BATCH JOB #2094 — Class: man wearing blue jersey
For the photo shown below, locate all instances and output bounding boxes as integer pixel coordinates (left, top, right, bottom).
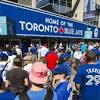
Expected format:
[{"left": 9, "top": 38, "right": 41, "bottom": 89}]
[{"left": 74, "top": 51, "right": 100, "bottom": 100}]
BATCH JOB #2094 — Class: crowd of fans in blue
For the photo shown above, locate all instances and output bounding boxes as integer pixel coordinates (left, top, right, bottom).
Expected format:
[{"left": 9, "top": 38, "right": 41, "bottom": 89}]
[{"left": 0, "top": 41, "right": 100, "bottom": 100}]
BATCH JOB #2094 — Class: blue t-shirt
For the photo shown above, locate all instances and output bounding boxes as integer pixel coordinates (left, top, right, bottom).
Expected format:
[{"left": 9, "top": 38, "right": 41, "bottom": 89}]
[
  {"left": 74, "top": 64, "right": 100, "bottom": 100},
  {"left": 54, "top": 81, "right": 72, "bottom": 100},
  {"left": 30, "top": 47, "right": 37, "bottom": 54},
  {"left": 0, "top": 91, "right": 16, "bottom": 100},
  {"left": 15, "top": 89, "right": 57, "bottom": 100}
]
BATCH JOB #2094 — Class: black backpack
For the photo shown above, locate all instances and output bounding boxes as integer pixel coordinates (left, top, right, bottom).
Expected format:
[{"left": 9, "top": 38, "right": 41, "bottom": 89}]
[
  {"left": 19, "top": 88, "right": 53, "bottom": 100},
  {"left": 45, "top": 88, "right": 53, "bottom": 100}
]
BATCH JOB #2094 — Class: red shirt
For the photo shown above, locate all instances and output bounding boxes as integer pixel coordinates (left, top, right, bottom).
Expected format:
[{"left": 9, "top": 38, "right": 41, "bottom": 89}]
[{"left": 46, "top": 51, "right": 58, "bottom": 70}]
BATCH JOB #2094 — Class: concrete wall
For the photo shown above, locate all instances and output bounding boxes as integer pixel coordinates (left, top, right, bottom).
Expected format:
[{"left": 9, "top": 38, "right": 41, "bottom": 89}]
[
  {"left": 18, "top": 0, "right": 32, "bottom": 6},
  {"left": 97, "top": 0, "right": 100, "bottom": 5},
  {"left": 18, "top": 0, "right": 36, "bottom": 8},
  {"left": 97, "top": 0, "right": 100, "bottom": 27},
  {"left": 72, "top": 0, "right": 84, "bottom": 22},
  {"left": 32, "top": 0, "right": 36, "bottom": 8}
]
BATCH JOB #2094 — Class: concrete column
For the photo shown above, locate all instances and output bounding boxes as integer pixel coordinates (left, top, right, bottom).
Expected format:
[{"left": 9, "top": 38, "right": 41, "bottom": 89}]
[
  {"left": 32, "top": 0, "right": 36, "bottom": 8},
  {"left": 72, "top": 0, "right": 84, "bottom": 22}
]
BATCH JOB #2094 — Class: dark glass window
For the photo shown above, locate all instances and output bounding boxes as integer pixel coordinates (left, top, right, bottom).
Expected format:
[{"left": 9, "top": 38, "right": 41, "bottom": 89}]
[
  {"left": 67, "top": 0, "right": 72, "bottom": 7},
  {"left": 60, "top": 0, "right": 66, "bottom": 6},
  {"left": 7, "top": 0, "right": 18, "bottom": 3}
]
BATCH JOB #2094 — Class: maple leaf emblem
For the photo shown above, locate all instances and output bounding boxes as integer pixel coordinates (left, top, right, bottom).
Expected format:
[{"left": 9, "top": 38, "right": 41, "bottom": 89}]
[{"left": 59, "top": 27, "right": 65, "bottom": 33}]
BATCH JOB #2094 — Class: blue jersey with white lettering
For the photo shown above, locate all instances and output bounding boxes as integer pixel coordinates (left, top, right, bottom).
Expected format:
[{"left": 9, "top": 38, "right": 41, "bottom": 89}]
[
  {"left": 74, "top": 64, "right": 100, "bottom": 100},
  {"left": 54, "top": 80, "right": 72, "bottom": 100}
]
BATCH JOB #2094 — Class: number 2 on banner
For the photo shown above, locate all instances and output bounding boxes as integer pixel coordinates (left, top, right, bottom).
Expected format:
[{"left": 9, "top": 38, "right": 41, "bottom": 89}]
[{"left": 85, "top": 75, "right": 100, "bottom": 86}]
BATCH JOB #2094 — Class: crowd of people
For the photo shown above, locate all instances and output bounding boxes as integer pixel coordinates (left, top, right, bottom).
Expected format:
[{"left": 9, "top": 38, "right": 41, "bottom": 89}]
[{"left": 0, "top": 41, "right": 100, "bottom": 100}]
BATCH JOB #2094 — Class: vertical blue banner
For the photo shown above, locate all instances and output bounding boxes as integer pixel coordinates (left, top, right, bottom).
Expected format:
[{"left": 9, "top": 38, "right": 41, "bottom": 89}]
[{"left": 83, "top": 0, "right": 96, "bottom": 21}]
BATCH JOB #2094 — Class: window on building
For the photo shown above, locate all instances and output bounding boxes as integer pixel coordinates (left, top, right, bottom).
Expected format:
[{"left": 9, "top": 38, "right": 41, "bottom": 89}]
[
  {"left": 51, "top": 0, "right": 72, "bottom": 14},
  {"left": 67, "top": 0, "right": 72, "bottom": 7},
  {"left": 36, "top": 0, "right": 72, "bottom": 17},
  {"left": 60, "top": 0, "right": 66, "bottom": 6},
  {"left": 54, "top": 0, "right": 72, "bottom": 7},
  {"left": 7, "top": 0, "right": 18, "bottom": 3},
  {"left": 36, "top": 0, "right": 50, "bottom": 8}
]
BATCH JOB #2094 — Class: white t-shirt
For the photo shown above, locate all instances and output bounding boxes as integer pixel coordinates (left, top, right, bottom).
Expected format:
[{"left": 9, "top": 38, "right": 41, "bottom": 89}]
[
  {"left": 88, "top": 45, "right": 94, "bottom": 51},
  {"left": 37, "top": 46, "right": 49, "bottom": 60},
  {"left": 0, "top": 61, "right": 12, "bottom": 81},
  {"left": 73, "top": 51, "right": 83, "bottom": 60},
  {"left": 16, "top": 48, "right": 22, "bottom": 55}
]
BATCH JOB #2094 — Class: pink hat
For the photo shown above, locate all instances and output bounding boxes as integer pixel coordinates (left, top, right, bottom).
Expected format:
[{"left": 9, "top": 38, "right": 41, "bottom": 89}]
[{"left": 29, "top": 62, "right": 49, "bottom": 84}]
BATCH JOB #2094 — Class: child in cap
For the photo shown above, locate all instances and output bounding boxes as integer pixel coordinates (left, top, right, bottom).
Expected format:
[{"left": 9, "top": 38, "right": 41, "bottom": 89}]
[
  {"left": 53, "top": 64, "right": 72, "bottom": 100},
  {"left": 15, "top": 62, "right": 57, "bottom": 100}
]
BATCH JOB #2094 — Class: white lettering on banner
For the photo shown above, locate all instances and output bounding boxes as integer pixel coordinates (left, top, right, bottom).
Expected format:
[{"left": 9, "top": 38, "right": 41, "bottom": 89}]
[
  {"left": 60, "top": 21, "right": 66, "bottom": 26},
  {"left": 64, "top": 28, "right": 74, "bottom": 35},
  {"left": 19, "top": 20, "right": 83, "bottom": 36},
  {"left": 53, "top": 26, "right": 58, "bottom": 33},
  {"left": 19, "top": 21, "right": 25, "bottom": 30},
  {"left": 67, "top": 22, "right": 73, "bottom": 28},
  {"left": 33, "top": 23, "right": 38, "bottom": 31},
  {"left": 26, "top": 22, "right": 33, "bottom": 31},
  {"left": 85, "top": 75, "right": 100, "bottom": 86},
  {"left": 45, "top": 18, "right": 59, "bottom": 25},
  {"left": 75, "top": 30, "right": 83, "bottom": 35},
  {"left": 19, "top": 21, "right": 58, "bottom": 33},
  {"left": 85, "top": 14, "right": 95, "bottom": 18},
  {"left": 38, "top": 24, "right": 44, "bottom": 32}
]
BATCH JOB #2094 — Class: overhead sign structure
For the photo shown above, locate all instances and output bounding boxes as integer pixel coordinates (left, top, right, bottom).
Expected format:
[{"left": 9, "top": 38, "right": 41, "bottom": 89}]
[{"left": 0, "top": 1, "right": 100, "bottom": 39}]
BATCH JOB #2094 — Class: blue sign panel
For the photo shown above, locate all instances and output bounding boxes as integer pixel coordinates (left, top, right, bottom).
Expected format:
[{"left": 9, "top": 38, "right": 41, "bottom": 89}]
[
  {"left": 0, "top": 1, "right": 99, "bottom": 39},
  {"left": 83, "top": 0, "right": 96, "bottom": 21}
]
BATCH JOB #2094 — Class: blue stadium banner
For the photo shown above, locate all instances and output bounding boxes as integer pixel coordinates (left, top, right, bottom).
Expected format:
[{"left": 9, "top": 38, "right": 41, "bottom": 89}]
[
  {"left": 83, "top": 0, "right": 96, "bottom": 21},
  {"left": 0, "top": 1, "right": 100, "bottom": 39}
]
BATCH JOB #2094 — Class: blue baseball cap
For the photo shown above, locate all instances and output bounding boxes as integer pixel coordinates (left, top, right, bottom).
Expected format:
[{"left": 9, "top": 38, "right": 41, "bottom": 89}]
[
  {"left": 0, "top": 52, "right": 8, "bottom": 61},
  {"left": 63, "top": 62, "right": 72, "bottom": 76},
  {"left": 96, "top": 51, "right": 100, "bottom": 56},
  {"left": 91, "top": 49, "right": 100, "bottom": 56},
  {"left": 60, "top": 53, "right": 71, "bottom": 60},
  {"left": 53, "top": 64, "right": 70, "bottom": 76}
]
